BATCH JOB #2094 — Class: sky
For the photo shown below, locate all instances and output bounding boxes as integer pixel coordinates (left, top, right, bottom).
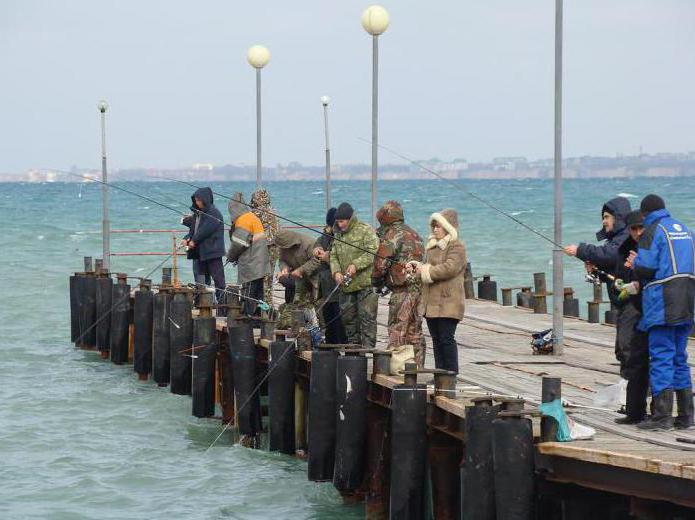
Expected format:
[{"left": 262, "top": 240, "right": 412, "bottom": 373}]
[{"left": 1, "top": 0, "right": 694, "bottom": 174}]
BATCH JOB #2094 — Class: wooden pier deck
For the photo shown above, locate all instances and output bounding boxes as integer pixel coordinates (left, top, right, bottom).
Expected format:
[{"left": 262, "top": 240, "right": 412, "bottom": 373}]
[{"left": 217, "top": 289, "right": 695, "bottom": 509}]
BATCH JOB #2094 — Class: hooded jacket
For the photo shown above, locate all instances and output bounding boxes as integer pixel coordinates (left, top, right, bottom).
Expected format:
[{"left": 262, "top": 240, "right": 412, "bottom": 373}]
[
  {"left": 188, "top": 187, "right": 225, "bottom": 262},
  {"left": 275, "top": 229, "right": 320, "bottom": 298},
  {"left": 227, "top": 192, "right": 269, "bottom": 284},
  {"left": 419, "top": 209, "right": 467, "bottom": 321},
  {"left": 329, "top": 214, "right": 379, "bottom": 293},
  {"left": 576, "top": 197, "right": 631, "bottom": 272},
  {"left": 634, "top": 208, "right": 695, "bottom": 331},
  {"left": 372, "top": 201, "right": 424, "bottom": 291}
]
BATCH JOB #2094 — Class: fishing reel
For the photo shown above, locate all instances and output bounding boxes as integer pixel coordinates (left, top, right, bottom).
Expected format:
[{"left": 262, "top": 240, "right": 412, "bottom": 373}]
[
  {"left": 531, "top": 328, "right": 554, "bottom": 355},
  {"left": 342, "top": 273, "right": 353, "bottom": 287},
  {"left": 585, "top": 271, "right": 601, "bottom": 286}
]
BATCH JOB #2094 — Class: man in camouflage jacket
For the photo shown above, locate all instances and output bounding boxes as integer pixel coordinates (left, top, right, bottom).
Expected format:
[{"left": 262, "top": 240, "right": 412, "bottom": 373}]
[
  {"left": 330, "top": 202, "right": 380, "bottom": 349},
  {"left": 373, "top": 201, "right": 426, "bottom": 366}
]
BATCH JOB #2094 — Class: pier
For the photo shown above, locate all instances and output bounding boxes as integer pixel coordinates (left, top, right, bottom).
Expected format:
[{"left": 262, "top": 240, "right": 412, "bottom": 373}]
[{"left": 69, "top": 258, "right": 695, "bottom": 519}]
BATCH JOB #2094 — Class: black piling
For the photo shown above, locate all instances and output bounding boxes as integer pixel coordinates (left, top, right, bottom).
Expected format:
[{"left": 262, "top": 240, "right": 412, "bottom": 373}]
[
  {"left": 563, "top": 288, "right": 580, "bottom": 318},
  {"left": 462, "top": 397, "right": 498, "bottom": 520},
  {"left": 541, "top": 377, "right": 562, "bottom": 442},
  {"left": 78, "top": 256, "right": 97, "bottom": 349},
  {"left": 169, "top": 290, "right": 193, "bottom": 395},
  {"left": 95, "top": 268, "right": 113, "bottom": 357},
  {"left": 152, "top": 273, "right": 173, "bottom": 386},
  {"left": 229, "top": 320, "right": 262, "bottom": 437},
  {"left": 389, "top": 383, "right": 428, "bottom": 519},
  {"left": 333, "top": 354, "right": 368, "bottom": 491},
  {"left": 133, "top": 279, "right": 154, "bottom": 380},
  {"left": 192, "top": 292, "right": 218, "bottom": 418},
  {"left": 477, "top": 274, "right": 498, "bottom": 302},
  {"left": 109, "top": 273, "right": 130, "bottom": 365},
  {"left": 492, "top": 411, "right": 535, "bottom": 520},
  {"left": 308, "top": 349, "right": 338, "bottom": 481},
  {"left": 268, "top": 340, "right": 296, "bottom": 454},
  {"left": 69, "top": 274, "right": 80, "bottom": 343}
]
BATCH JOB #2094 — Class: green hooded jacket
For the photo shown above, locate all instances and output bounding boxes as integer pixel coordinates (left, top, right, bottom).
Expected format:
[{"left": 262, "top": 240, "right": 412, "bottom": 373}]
[{"left": 329, "top": 215, "right": 379, "bottom": 293}]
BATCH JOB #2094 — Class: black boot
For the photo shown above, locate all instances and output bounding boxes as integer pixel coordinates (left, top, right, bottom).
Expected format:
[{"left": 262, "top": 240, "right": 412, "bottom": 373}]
[
  {"left": 615, "top": 378, "right": 648, "bottom": 424},
  {"left": 637, "top": 389, "right": 674, "bottom": 431},
  {"left": 675, "top": 388, "right": 694, "bottom": 430}
]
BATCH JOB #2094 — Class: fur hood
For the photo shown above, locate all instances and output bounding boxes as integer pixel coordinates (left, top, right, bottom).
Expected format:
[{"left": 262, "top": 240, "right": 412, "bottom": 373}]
[{"left": 427, "top": 208, "right": 459, "bottom": 249}]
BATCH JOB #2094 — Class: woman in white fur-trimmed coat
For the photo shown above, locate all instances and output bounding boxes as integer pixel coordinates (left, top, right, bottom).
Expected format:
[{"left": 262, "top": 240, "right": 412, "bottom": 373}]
[{"left": 407, "top": 209, "right": 466, "bottom": 373}]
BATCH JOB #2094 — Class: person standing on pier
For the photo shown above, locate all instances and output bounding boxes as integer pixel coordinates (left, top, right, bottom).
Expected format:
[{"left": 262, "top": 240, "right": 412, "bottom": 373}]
[
  {"left": 274, "top": 229, "right": 319, "bottom": 309},
  {"left": 227, "top": 192, "right": 269, "bottom": 316},
  {"left": 632, "top": 195, "right": 695, "bottom": 431},
  {"left": 564, "top": 197, "right": 631, "bottom": 287},
  {"left": 612, "top": 210, "right": 649, "bottom": 425},
  {"left": 181, "top": 187, "right": 226, "bottom": 311},
  {"left": 250, "top": 188, "right": 279, "bottom": 307},
  {"left": 330, "top": 202, "right": 380, "bottom": 349},
  {"left": 406, "top": 209, "right": 467, "bottom": 374},
  {"left": 372, "top": 200, "right": 425, "bottom": 366},
  {"left": 303, "top": 208, "right": 346, "bottom": 344},
  {"left": 181, "top": 212, "right": 210, "bottom": 289}
]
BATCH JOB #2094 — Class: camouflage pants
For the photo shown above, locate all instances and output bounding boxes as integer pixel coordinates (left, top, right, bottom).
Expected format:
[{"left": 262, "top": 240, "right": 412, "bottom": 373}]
[
  {"left": 388, "top": 290, "right": 424, "bottom": 367},
  {"left": 263, "top": 246, "right": 278, "bottom": 307},
  {"left": 339, "top": 288, "right": 378, "bottom": 349}
]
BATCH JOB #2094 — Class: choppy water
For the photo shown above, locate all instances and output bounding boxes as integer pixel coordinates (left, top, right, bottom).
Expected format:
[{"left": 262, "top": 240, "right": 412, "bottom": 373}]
[{"left": 1, "top": 178, "right": 693, "bottom": 518}]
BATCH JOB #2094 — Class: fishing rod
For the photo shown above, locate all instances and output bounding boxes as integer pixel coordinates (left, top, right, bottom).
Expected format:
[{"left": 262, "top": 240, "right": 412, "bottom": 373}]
[
  {"left": 51, "top": 169, "right": 233, "bottom": 230},
  {"left": 152, "top": 175, "right": 402, "bottom": 267},
  {"left": 358, "top": 138, "right": 566, "bottom": 251}
]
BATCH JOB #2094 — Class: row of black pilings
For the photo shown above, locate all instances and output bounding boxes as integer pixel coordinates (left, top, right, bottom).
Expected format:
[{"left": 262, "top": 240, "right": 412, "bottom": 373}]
[{"left": 69, "top": 257, "right": 225, "bottom": 417}]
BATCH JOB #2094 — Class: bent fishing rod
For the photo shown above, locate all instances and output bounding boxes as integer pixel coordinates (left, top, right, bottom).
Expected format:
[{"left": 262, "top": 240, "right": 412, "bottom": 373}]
[
  {"left": 52, "top": 169, "right": 233, "bottom": 230},
  {"left": 358, "top": 138, "right": 567, "bottom": 251}
]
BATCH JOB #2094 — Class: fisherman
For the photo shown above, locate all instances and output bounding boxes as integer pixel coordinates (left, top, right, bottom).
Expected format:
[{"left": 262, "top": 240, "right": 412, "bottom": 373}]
[
  {"left": 275, "top": 228, "right": 319, "bottom": 308},
  {"left": 632, "top": 195, "right": 695, "bottom": 430},
  {"left": 227, "top": 192, "right": 269, "bottom": 316},
  {"left": 250, "top": 188, "right": 280, "bottom": 306},
  {"left": 181, "top": 187, "right": 226, "bottom": 311},
  {"left": 303, "top": 208, "right": 346, "bottom": 344},
  {"left": 564, "top": 197, "right": 631, "bottom": 287},
  {"left": 372, "top": 200, "right": 425, "bottom": 366},
  {"left": 612, "top": 210, "right": 649, "bottom": 424},
  {"left": 329, "top": 202, "right": 380, "bottom": 349},
  {"left": 406, "top": 209, "right": 467, "bottom": 374}
]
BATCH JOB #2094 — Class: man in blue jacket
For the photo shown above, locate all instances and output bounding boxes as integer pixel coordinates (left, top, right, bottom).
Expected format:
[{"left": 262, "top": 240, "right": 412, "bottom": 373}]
[
  {"left": 632, "top": 194, "right": 695, "bottom": 430},
  {"left": 182, "top": 187, "right": 226, "bottom": 311}
]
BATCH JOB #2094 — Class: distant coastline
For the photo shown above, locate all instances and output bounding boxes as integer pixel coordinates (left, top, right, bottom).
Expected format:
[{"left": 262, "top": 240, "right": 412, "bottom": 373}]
[{"left": 4, "top": 151, "right": 695, "bottom": 182}]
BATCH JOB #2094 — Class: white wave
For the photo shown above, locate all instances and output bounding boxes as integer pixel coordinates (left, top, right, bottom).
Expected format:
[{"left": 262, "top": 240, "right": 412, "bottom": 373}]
[
  {"left": 312, "top": 190, "right": 323, "bottom": 195},
  {"left": 510, "top": 210, "right": 535, "bottom": 216},
  {"left": 617, "top": 192, "right": 638, "bottom": 199},
  {"left": 135, "top": 268, "right": 144, "bottom": 272},
  {"left": 37, "top": 235, "right": 44, "bottom": 240}
]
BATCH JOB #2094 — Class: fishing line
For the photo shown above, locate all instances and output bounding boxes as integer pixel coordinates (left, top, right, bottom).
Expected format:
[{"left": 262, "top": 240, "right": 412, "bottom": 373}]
[
  {"left": 152, "top": 175, "right": 399, "bottom": 266},
  {"left": 357, "top": 138, "right": 566, "bottom": 250}
]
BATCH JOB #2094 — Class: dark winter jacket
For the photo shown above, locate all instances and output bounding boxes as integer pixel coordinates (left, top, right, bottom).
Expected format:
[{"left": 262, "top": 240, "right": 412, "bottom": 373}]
[
  {"left": 613, "top": 236, "right": 642, "bottom": 311},
  {"left": 576, "top": 197, "right": 631, "bottom": 272},
  {"left": 189, "top": 188, "right": 225, "bottom": 262},
  {"left": 634, "top": 208, "right": 695, "bottom": 331}
]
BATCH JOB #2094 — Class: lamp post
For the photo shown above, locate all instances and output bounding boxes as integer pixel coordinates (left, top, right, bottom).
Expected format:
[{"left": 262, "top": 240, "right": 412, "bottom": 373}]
[
  {"left": 361, "top": 5, "right": 389, "bottom": 227},
  {"left": 247, "top": 45, "right": 271, "bottom": 188},
  {"left": 552, "top": 0, "right": 564, "bottom": 355},
  {"left": 98, "top": 99, "right": 110, "bottom": 271},
  {"left": 321, "top": 96, "right": 331, "bottom": 211}
]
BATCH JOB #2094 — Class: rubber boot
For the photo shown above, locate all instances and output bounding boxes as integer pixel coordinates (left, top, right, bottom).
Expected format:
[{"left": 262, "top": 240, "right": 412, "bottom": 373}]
[
  {"left": 674, "top": 388, "right": 694, "bottom": 430},
  {"left": 615, "top": 378, "right": 648, "bottom": 424},
  {"left": 637, "top": 389, "right": 674, "bottom": 431}
]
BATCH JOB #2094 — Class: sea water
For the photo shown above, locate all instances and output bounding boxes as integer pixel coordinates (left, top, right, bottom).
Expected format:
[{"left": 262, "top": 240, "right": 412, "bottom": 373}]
[{"left": 0, "top": 178, "right": 692, "bottom": 518}]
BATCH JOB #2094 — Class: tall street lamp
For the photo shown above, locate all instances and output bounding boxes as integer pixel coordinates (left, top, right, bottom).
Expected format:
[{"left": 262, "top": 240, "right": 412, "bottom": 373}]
[
  {"left": 98, "top": 99, "right": 110, "bottom": 271},
  {"left": 361, "top": 5, "right": 389, "bottom": 226},
  {"left": 552, "top": 0, "right": 564, "bottom": 355},
  {"left": 247, "top": 45, "right": 271, "bottom": 187},
  {"left": 321, "top": 95, "right": 331, "bottom": 211}
]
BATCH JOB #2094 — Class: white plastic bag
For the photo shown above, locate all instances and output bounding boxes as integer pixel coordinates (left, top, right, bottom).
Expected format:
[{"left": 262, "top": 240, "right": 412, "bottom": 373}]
[{"left": 593, "top": 378, "right": 627, "bottom": 409}]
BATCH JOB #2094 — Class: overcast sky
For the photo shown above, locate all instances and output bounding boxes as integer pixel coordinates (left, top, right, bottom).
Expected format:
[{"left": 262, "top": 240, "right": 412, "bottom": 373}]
[{"left": 1, "top": 1, "right": 694, "bottom": 173}]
